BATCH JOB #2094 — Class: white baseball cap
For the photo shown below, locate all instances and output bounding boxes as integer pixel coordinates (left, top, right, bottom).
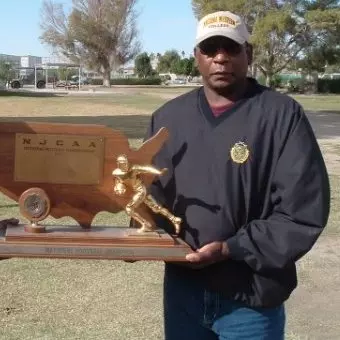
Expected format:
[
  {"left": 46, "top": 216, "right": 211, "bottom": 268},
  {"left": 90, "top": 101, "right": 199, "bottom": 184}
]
[{"left": 195, "top": 11, "right": 250, "bottom": 46}]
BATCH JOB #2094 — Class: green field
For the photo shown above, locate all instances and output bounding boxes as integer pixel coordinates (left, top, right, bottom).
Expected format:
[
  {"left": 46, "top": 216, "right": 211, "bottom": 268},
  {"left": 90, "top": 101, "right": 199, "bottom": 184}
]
[{"left": 0, "top": 89, "right": 339, "bottom": 340}]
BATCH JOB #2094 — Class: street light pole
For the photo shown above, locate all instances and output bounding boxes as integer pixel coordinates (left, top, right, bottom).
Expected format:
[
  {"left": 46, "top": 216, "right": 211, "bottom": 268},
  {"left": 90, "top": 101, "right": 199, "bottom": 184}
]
[
  {"left": 78, "top": 64, "right": 81, "bottom": 90},
  {"left": 34, "top": 65, "right": 37, "bottom": 90}
]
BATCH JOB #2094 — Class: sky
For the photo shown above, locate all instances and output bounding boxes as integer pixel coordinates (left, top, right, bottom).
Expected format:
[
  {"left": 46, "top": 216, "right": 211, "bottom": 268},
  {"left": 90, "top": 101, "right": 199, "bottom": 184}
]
[{"left": 0, "top": 0, "right": 198, "bottom": 58}]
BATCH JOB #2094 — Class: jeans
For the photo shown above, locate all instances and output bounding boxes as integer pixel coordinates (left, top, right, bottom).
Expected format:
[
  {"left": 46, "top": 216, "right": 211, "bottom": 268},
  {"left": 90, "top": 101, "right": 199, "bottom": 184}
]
[{"left": 163, "top": 265, "right": 285, "bottom": 340}]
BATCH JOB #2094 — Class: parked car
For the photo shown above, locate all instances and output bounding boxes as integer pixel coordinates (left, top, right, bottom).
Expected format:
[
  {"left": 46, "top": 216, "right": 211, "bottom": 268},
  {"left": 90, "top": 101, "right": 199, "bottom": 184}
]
[
  {"left": 69, "top": 75, "right": 90, "bottom": 85},
  {"left": 9, "top": 67, "right": 46, "bottom": 89}
]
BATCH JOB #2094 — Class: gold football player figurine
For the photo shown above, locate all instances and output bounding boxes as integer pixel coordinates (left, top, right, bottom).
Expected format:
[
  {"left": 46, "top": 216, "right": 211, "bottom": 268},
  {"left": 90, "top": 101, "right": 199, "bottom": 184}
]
[{"left": 112, "top": 154, "right": 182, "bottom": 234}]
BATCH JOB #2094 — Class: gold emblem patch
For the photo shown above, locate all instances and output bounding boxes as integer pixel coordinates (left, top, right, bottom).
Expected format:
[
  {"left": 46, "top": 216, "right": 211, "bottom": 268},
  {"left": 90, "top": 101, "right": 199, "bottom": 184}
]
[{"left": 230, "top": 142, "right": 249, "bottom": 164}]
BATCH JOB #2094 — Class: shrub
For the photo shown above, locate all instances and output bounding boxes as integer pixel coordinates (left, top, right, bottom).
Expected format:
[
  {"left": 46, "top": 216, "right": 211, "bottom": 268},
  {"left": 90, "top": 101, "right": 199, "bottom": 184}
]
[
  {"left": 270, "top": 75, "right": 283, "bottom": 88},
  {"left": 317, "top": 79, "right": 340, "bottom": 94},
  {"left": 89, "top": 77, "right": 162, "bottom": 86},
  {"left": 255, "top": 74, "right": 283, "bottom": 88},
  {"left": 286, "top": 79, "right": 306, "bottom": 93}
]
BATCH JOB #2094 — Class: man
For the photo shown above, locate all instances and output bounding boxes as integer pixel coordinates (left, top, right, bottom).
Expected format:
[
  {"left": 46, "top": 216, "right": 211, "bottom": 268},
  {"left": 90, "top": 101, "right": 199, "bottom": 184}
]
[{"left": 142, "top": 10, "right": 330, "bottom": 340}]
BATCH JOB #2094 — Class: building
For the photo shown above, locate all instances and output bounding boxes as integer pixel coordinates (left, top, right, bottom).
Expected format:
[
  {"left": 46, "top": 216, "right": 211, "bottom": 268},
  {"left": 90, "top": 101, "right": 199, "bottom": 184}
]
[
  {"left": 0, "top": 54, "right": 21, "bottom": 68},
  {"left": 0, "top": 52, "right": 139, "bottom": 81},
  {"left": 19, "top": 56, "right": 43, "bottom": 76},
  {"left": 21, "top": 55, "right": 42, "bottom": 68},
  {"left": 0, "top": 54, "right": 42, "bottom": 69},
  {"left": 42, "top": 54, "right": 75, "bottom": 67},
  {"left": 111, "top": 65, "right": 135, "bottom": 78},
  {"left": 150, "top": 56, "right": 159, "bottom": 70}
]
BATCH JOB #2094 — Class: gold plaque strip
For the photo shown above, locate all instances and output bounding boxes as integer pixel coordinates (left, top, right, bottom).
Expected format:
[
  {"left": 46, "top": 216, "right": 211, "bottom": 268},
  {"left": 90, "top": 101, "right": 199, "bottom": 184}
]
[{"left": 14, "top": 133, "right": 105, "bottom": 185}]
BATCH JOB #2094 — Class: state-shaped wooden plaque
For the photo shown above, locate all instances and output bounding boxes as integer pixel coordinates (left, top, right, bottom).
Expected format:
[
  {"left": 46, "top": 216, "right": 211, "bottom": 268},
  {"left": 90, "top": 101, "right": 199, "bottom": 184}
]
[{"left": 0, "top": 121, "right": 192, "bottom": 261}]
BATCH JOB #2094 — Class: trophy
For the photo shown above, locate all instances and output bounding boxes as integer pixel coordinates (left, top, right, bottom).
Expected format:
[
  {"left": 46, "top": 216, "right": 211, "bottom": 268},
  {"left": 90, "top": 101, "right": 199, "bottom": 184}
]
[{"left": 0, "top": 121, "right": 192, "bottom": 261}]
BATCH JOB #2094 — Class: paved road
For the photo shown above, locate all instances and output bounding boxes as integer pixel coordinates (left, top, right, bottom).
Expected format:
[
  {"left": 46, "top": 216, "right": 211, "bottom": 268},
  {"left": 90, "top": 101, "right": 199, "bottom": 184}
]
[{"left": 307, "top": 111, "right": 340, "bottom": 139}]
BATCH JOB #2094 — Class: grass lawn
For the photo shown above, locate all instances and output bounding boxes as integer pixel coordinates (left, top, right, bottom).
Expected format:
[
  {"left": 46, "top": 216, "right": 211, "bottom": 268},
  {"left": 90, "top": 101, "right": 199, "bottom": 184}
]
[
  {"left": 291, "top": 94, "right": 340, "bottom": 112},
  {"left": 0, "top": 88, "right": 339, "bottom": 340}
]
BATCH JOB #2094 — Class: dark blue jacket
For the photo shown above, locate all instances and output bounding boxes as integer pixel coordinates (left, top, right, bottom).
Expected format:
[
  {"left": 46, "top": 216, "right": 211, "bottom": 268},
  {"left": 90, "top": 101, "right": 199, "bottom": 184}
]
[{"left": 144, "top": 80, "right": 330, "bottom": 308}]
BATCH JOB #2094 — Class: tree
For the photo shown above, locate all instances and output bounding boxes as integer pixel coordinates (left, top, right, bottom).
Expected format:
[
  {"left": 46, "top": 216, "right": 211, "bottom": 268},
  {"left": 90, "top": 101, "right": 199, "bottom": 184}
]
[
  {"left": 180, "top": 58, "right": 192, "bottom": 75},
  {"left": 301, "top": 4, "right": 340, "bottom": 73},
  {"left": 134, "top": 52, "right": 153, "bottom": 78},
  {"left": 157, "top": 50, "right": 181, "bottom": 73},
  {"left": 191, "top": 0, "right": 340, "bottom": 86},
  {"left": 192, "top": 0, "right": 265, "bottom": 28},
  {"left": 170, "top": 57, "right": 196, "bottom": 76},
  {"left": 58, "top": 67, "right": 78, "bottom": 81},
  {"left": 0, "top": 60, "right": 15, "bottom": 85},
  {"left": 170, "top": 58, "right": 185, "bottom": 75},
  {"left": 296, "top": 46, "right": 340, "bottom": 73},
  {"left": 40, "top": 0, "right": 141, "bottom": 87},
  {"left": 189, "top": 57, "right": 200, "bottom": 77},
  {"left": 156, "top": 51, "right": 199, "bottom": 77},
  {"left": 251, "top": 6, "right": 310, "bottom": 86}
]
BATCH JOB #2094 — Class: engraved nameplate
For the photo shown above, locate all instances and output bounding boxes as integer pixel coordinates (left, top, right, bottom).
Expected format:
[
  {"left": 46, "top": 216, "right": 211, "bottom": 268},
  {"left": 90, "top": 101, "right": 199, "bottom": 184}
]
[
  {"left": 0, "top": 244, "right": 190, "bottom": 260},
  {"left": 14, "top": 133, "right": 105, "bottom": 185}
]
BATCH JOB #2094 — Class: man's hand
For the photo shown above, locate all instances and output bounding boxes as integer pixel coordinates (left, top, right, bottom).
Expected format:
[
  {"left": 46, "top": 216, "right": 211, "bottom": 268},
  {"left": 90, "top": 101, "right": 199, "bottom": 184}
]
[
  {"left": 184, "top": 241, "right": 229, "bottom": 269},
  {"left": 0, "top": 218, "right": 19, "bottom": 229}
]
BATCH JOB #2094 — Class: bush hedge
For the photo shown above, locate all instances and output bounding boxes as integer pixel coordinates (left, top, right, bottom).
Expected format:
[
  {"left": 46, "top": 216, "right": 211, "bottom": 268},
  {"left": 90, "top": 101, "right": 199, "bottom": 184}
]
[
  {"left": 257, "top": 75, "right": 340, "bottom": 94},
  {"left": 317, "top": 78, "right": 340, "bottom": 94},
  {"left": 88, "top": 75, "right": 340, "bottom": 93},
  {"left": 90, "top": 77, "right": 162, "bottom": 86}
]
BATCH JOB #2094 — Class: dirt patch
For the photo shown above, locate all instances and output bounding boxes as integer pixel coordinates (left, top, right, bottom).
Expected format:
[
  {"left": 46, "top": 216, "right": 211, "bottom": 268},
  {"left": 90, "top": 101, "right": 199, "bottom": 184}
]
[
  {"left": 0, "top": 99, "right": 149, "bottom": 117},
  {"left": 286, "top": 236, "right": 340, "bottom": 340},
  {"left": 318, "top": 138, "right": 340, "bottom": 176},
  {"left": 285, "top": 171, "right": 339, "bottom": 339},
  {"left": 0, "top": 93, "right": 338, "bottom": 339}
]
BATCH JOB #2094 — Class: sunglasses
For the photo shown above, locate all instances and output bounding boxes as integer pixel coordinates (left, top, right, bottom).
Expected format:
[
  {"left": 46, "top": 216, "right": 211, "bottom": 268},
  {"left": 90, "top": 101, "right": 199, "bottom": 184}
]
[{"left": 198, "top": 37, "right": 243, "bottom": 56}]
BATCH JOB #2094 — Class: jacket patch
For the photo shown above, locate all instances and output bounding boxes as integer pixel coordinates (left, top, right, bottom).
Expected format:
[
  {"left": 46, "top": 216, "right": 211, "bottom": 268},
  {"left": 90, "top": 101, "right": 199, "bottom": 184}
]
[{"left": 230, "top": 142, "right": 250, "bottom": 164}]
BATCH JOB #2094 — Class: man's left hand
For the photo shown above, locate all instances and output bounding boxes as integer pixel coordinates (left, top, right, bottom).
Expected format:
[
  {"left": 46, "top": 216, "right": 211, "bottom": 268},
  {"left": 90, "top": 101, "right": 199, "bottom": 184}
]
[{"left": 185, "top": 241, "right": 229, "bottom": 268}]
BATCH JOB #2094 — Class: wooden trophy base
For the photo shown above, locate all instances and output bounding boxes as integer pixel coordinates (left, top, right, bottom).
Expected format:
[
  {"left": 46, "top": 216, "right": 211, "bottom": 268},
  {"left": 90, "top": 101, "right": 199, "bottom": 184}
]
[{"left": 0, "top": 224, "right": 193, "bottom": 261}]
